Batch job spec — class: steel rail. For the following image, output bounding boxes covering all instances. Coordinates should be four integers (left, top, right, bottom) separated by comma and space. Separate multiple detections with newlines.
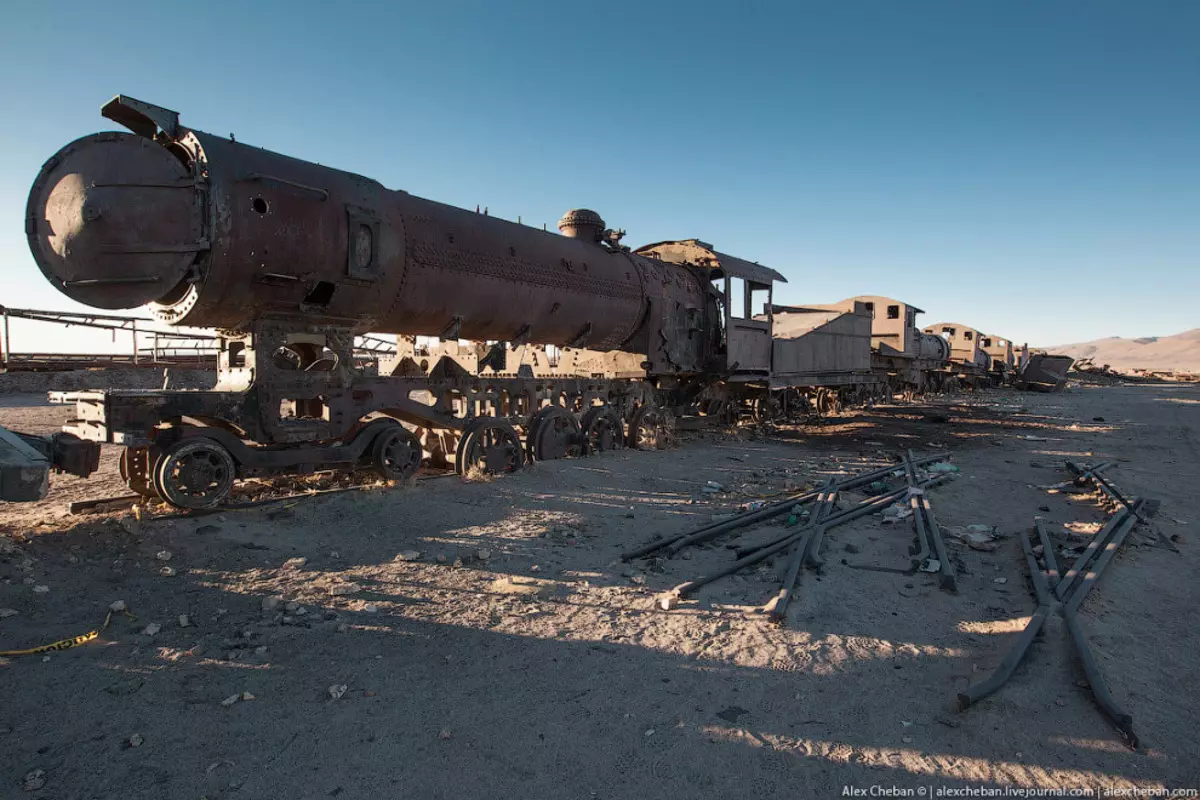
760, 483, 837, 620
660, 475, 948, 606
1087, 472, 1176, 553
734, 474, 951, 561
1064, 500, 1144, 614
957, 528, 1054, 711
1054, 510, 1130, 602
1063, 609, 1138, 748
918, 493, 956, 592
622, 452, 948, 561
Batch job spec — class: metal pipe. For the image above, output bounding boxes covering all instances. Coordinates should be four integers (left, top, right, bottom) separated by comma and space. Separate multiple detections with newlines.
622, 452, 948, 561
957, 528, 1053, 710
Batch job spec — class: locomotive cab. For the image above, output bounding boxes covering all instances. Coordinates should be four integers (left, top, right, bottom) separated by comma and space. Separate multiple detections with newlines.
635, 239, 786, 379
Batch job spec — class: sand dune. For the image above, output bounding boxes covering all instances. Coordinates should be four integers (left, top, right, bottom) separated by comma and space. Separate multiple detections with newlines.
1041, 328, 1200, 372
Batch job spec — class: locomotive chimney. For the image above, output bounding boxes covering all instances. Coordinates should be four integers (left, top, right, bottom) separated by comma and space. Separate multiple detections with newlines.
556, 209, 605, 242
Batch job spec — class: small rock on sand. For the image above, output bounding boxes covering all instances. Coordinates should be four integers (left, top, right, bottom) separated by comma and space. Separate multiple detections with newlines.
23, 769, 46, 791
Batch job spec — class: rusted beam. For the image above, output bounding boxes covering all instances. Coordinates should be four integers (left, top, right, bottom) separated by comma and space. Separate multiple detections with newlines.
957, 528, 1054, 711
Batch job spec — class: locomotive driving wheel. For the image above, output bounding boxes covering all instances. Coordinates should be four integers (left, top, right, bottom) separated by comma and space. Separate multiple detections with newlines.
371, 424, 423, 481
456, 419, 525, 476
814, 388, 832, 416
153, 438, 237, 510
751, 394, 781, 424
628, 406, 667, 450
580, 407, 624, 453
527, 407, 582, 461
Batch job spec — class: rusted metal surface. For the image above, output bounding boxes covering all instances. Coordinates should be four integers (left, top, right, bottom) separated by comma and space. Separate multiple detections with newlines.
28, 97, 709, 375
922, 321, 989, 371
1017, 353, 1074, 392
979, 333, 1015, 377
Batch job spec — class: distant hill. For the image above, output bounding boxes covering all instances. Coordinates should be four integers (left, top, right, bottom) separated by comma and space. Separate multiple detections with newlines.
1041, 328, 1200, 373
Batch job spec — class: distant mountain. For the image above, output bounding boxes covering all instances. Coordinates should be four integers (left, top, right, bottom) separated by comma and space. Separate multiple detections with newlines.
1040, 328, 1200, 373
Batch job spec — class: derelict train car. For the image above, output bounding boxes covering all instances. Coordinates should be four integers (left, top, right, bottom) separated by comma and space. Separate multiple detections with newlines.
21, 95, 959, 509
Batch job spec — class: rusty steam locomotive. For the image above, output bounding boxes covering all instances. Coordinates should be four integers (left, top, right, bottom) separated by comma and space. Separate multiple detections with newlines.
20, 96, 1018, 509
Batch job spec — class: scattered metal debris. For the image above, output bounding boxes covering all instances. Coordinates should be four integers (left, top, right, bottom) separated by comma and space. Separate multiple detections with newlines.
623, 453, 948, 561
646, 452, 956, 614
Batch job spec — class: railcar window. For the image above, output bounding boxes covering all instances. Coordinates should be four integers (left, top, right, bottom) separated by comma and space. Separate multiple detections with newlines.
964, 331, 974, 341
750, 287, 769, 318
729, 277, 747, 319
887, 305, 900, 319
864, 302, 874, 315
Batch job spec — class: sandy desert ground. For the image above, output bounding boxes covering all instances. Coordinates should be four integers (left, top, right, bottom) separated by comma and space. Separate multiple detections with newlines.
1, 382, 1198, 799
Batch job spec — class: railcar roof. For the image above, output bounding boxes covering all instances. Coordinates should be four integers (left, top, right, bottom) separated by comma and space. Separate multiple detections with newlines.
635, 239, 787, 285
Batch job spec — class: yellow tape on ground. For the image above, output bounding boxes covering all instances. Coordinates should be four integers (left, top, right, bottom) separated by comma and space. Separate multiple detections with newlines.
0, 609, 134, 657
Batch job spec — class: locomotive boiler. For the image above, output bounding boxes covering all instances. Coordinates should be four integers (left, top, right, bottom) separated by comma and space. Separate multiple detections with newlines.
28, 96, 708, 371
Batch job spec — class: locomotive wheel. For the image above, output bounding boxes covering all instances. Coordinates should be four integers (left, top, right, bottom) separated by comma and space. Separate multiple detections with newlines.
751, 394, 781, 424
456, 419, 524, 476
120, 446, 160, 499
528, 407, 582, 461
703, 398, 736, 425
580, 407, 624, 453
371, 424, 423, 481
628, 406, 665, 450
154, 438, 236, 510
815, 388, 831, 416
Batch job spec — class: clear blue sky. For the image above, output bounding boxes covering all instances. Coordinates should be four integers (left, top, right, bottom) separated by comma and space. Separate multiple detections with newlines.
1, 0, 1196, 352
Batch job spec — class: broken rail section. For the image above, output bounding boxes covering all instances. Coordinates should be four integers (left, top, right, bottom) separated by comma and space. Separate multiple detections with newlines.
957, 466, 1159, 748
